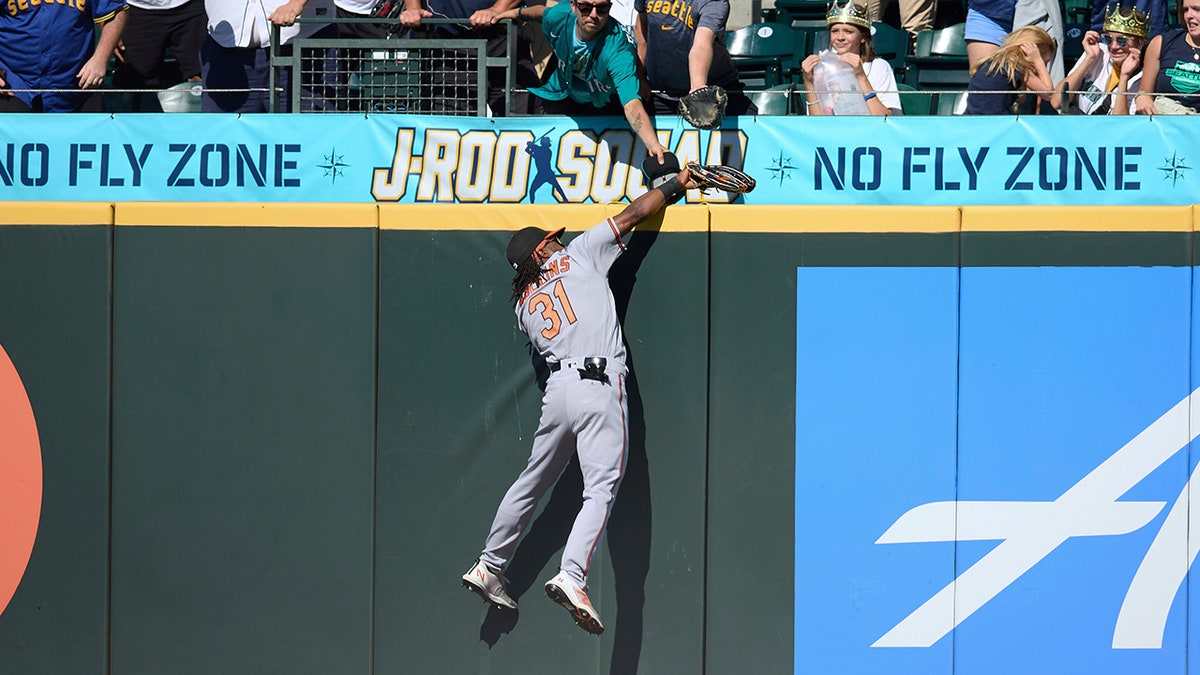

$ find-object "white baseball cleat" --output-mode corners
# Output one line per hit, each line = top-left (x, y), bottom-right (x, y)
(544, 571), (604, 635)
(462, 559), (517, 611)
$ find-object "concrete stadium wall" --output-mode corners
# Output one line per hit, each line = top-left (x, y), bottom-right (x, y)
(0, 202), (1198, 674)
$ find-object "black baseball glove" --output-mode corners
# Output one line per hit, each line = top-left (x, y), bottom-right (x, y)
(370, 0), (403, 19)
(370, 0), (410, 34)
(686, 162), (756, 194)
(679, 85), (728, 130)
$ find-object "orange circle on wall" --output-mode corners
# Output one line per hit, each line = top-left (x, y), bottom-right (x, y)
(0, 344), (42, 617)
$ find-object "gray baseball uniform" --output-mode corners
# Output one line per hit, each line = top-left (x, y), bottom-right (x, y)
(479, 218), (631, 586)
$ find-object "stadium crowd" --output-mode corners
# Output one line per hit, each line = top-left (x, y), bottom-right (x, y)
(0, 0), (1196, 115)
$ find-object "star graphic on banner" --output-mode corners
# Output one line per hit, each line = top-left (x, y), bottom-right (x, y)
(765, 150), (801, 187)
(1157, 151), (1191, 188)
(319, 149), (350, 184)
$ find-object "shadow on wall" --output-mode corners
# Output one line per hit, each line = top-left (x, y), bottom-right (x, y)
(475, 220), (664, 674)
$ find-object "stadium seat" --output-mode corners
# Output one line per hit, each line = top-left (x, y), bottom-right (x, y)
(772, 0), (831, 24)
(1064, 0), (1092, 23)
(935, 90), (969, 115)
(897, 82), (933, 115)
(1062, 23), (1088, 72)
(912, 21), (968, 57)
(726, 23), (803, 88)
(747, 84), (797, 115)
(871, 21), (910, 77)
(904, 22), (970, 89)
(358, 49), (422, 112)
(790, 22), (827, 81)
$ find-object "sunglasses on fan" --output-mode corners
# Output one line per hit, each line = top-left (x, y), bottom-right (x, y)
(1101, 33), (1137, 47)
(573, 1), (611, 15)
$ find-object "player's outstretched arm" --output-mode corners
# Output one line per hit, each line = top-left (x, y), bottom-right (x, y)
(611, 165), (697, 237)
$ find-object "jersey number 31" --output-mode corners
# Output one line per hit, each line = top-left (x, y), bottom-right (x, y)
(527, 280), (577, 339)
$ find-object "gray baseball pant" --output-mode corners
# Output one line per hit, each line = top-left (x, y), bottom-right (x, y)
(479, 363), (629, 585)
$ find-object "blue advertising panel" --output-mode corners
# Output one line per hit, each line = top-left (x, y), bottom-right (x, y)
(797, 266), (1194, 674)
(953, 267), (1190, 674)
(796, 267), (959, 674)
(0, 114), (1194, 205)
(1189, 267), (1200, 675)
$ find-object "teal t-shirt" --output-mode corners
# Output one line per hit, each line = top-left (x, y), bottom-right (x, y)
(530, 2), (642, 108)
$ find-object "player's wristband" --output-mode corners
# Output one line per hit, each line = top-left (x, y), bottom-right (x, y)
(655, 176), (681, 199)
(863, 92), (877, 101)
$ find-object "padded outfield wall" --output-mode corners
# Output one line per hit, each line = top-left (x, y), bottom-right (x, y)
(3, 204), (1200, 674)
(1, 114), (1200, 675)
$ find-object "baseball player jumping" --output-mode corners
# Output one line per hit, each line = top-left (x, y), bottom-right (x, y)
(462, 155), (697, 635)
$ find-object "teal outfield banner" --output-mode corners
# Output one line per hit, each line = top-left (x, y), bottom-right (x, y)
(0, 113), (1194, 205)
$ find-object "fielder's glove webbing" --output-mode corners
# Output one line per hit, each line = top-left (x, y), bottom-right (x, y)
(686, 162), (757, 194)
(679, 85), (728, 130)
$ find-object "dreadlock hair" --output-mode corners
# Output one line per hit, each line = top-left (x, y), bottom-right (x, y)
(511, 257), (545, 306)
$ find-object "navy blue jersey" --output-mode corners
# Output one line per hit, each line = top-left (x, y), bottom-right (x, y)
(1, 0), (126, 111)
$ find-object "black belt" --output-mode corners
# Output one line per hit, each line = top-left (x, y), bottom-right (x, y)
(549, 357), (609, 383)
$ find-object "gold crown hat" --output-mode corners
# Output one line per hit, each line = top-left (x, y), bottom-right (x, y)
(1103, 3), (1150, 38)
(826, 0), (872, 28)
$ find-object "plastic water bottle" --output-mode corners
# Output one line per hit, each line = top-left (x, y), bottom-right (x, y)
(813, 51), (869, 116)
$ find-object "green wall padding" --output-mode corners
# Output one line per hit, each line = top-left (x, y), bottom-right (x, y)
(0, 225), (112, 674)
(108, 227), (377, 674)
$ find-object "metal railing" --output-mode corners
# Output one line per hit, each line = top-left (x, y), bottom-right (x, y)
(7, 23), (1197, 117)
(271, 17), (520, 115)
